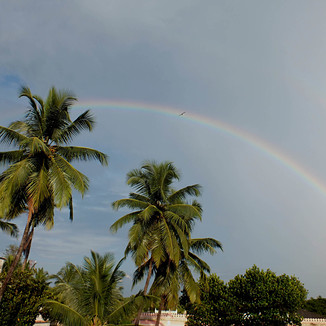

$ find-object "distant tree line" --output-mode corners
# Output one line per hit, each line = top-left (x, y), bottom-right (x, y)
(305, 296), (326, 317)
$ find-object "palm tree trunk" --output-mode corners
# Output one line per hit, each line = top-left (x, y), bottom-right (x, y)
(134, 258), (153, 326)
(22, 224), (34, 269)
(155, 296), (165, 326)
(0, 201), (34, 302)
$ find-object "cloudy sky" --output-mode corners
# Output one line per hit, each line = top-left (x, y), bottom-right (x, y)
(1, 0), (326, 297)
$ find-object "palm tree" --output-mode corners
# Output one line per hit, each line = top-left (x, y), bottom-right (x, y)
(47, 251), (154, 326)
(149, 237), (222, 326)
(110, 161), (206, 325)
(0, 86), (108, 300)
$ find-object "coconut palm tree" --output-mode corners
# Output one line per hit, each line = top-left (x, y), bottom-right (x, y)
(0, 86), (108, 300)
(46, 251), (154, 326)
(110, 161), (206, 325)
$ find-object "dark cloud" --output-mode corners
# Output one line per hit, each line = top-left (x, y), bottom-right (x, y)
(1, 0), (326, 297)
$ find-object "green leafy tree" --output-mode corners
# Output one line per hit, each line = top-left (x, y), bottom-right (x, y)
(0, 266), (53, 326)
(184, 274), (232, 326)
(0, 86), (108, 300)
(305, 296), (326, 316)
(228, 265), (307, 326)
(185, 267), (307, 326)
(46, 250), (154, 326)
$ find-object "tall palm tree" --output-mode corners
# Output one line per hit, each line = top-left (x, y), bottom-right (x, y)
(47, 251), (153, 326)
(110, 161), (206, 325)
(0, 86), (108, 300)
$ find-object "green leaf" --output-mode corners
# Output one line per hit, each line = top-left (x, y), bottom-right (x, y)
(56, 146), (108, 165)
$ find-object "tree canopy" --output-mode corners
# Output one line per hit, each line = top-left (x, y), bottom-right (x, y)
(305, 296), (326, 317)
(0, 266), (52, 326)
(185, 266), (307, 326)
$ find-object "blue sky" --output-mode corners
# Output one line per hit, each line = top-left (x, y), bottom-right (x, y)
(1, 0), (326, 297)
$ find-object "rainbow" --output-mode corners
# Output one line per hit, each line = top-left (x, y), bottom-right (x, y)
(75, 99), (326, 197)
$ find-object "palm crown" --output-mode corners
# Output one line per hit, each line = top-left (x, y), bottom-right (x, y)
(47, 251), (153, 326)
(0, 86), (108, 223)
(111, 161), (203, 269)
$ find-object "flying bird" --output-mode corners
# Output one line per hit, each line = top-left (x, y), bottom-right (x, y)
(179, 111), (186, 116)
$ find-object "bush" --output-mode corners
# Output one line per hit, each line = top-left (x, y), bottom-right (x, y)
(0, 267), (52, 326)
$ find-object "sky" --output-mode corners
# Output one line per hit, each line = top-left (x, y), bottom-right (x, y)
(1, 0), (326, 297)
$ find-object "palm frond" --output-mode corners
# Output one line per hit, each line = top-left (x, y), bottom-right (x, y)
(0, 126), (27, 146)
(110, 211), (142, 233)
(42, 88), (76, 140)
(0, 220), (18, 237)
(19, 86), (43, 136)
(45, 300), (87, 326)
(0, 158), (34, 211)
(167, 184), (202, 202)
(159, 218), (175, 262)
(179, 261), (200, 303)
(129, 192), (150, 202)
(187, 252), (211, 274)
(112, 198), (149, 211)
(52, 155), (89, 196)
(107, 293), (158, 324)
(32, 94), (44, 109)
(0, 150), (25, 165)
(164, 210), (190, 233)
(33, 195), (55, 229)
(54, 110), (95, 144)
(26, 165), (50, 209)
(128, 225), (152, 265)
(167, 204), (202, 221)
(139, 205), (160, 222)
(127, 169), (151, 196)
(1, 185), (27, 220)
(48, 156), (73, 207)
(19, 137), (52, 155)
(56, 145), (108, 165)
(8, 121), (31, 135)
(132, 259), (152, 287)
(166, 215), (189, 255)
(190, 237), (223, 255)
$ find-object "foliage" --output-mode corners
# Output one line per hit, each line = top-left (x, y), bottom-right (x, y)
(0, 218), (18, 237)
(46, 251), (154, 326)
(0, 86), (108, 299)
(111, 161), (222, 325)
(3, 244), (19, 257)
(0, 266), (52, 326)
(228, 265), (307, 326)
(0, 86), (108, 224)
(111, 161), (204, 273)
(184, 266), (307, 326)
(305, 296), (326, 316)
(185, 274), (232, 326)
